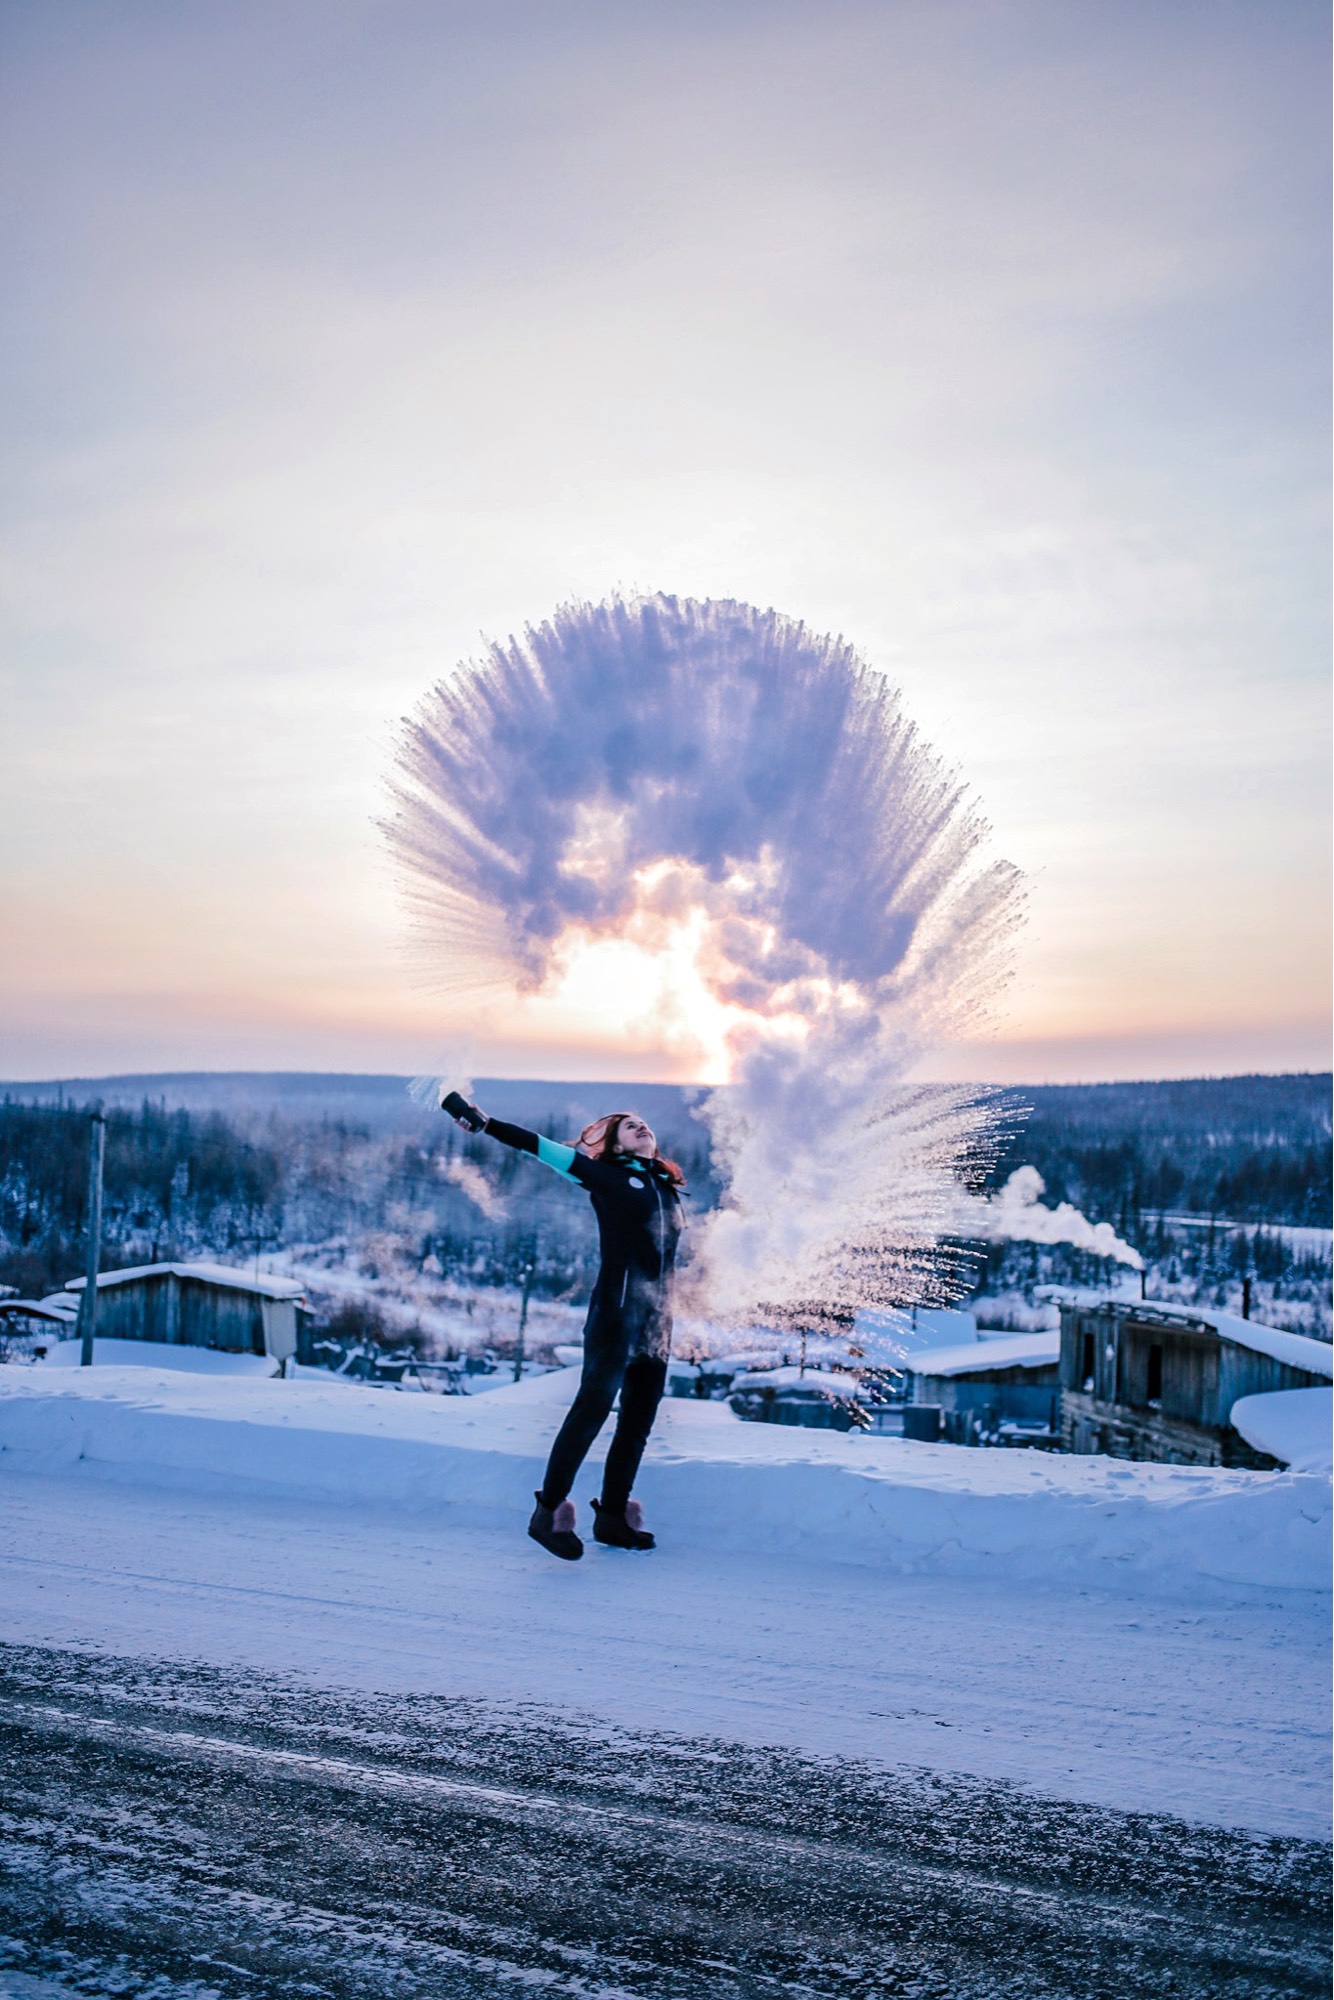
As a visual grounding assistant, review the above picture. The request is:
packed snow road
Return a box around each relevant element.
[1,1369,1329,1995]
[1,1468,1328,1837]
[1,1645,1327,2000]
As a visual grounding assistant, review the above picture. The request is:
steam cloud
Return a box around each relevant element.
[440,1157,508,1224]
[387,595,1024,1333]
[981,1166,1143,1269]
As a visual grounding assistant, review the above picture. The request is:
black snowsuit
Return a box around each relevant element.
[482,1118,684,1512]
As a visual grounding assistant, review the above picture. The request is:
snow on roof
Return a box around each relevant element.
[1230,1389,1332,1475]
[65,1261,306,1302]
[0,1298,78,1323]
[905,1331,1060,1379]
[731,1366,862,1397]
[1046,1290,1333,1382]
[1207,1311,1334,1380]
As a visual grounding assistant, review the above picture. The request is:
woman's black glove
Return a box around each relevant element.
[441,1089,487,1133]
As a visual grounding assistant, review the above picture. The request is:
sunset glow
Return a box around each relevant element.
[0,3,1327,1086]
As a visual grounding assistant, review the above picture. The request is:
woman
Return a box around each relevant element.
[442,1090,685,1561]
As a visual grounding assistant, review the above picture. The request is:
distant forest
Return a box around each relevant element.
[0,1073,1328,1303]
[0,1100,287,1299]
[0,1094,703,1302]
[993,1074,1332,1232]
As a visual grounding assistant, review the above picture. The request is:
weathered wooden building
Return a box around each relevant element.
[904,1333,1061,1446]
[65,1261,309,1363]
[728,1365,865,1431]
[1058,1297,1333,1466]
[0,1294,78,1357]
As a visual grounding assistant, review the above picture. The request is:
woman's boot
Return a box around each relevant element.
[591,1497,655,1550]
[528,1492,583,1560]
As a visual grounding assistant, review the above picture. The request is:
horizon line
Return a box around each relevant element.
[2,1066,1329,1093]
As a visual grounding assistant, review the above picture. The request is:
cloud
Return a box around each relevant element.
[0,2,1324,1076]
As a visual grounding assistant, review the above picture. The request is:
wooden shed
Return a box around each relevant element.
[65,1261,308,1363]
[905,1332,1061,1447]
[1058,1297,1333,1466]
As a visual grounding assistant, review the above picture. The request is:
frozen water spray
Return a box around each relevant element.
[386,595,1024,1346]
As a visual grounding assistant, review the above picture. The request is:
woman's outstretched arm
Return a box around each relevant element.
[484,1116,581,1181]
[441,1092,580,1181]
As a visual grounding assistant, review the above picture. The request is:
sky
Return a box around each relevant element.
[1,0,1329,1086]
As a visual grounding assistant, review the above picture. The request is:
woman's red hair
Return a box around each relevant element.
[577,1112,685,1187]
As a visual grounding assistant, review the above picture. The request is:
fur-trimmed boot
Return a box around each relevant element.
[528,1492,583,1561]
[591,1497,656,1551]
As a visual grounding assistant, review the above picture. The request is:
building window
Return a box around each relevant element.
[1147,1344,1163,1406]
[1081,1331,1095,1393]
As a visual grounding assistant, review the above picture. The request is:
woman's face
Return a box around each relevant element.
[614,1114,656,1157]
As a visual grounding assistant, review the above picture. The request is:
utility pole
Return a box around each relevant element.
[78,1109,106,1367]
[513,1257,536,1383]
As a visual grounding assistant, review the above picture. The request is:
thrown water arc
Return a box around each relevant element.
[386,593,1024,1342]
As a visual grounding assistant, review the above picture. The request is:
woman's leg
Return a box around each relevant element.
[599,1355,668,1515]
[539,1340,624,1507]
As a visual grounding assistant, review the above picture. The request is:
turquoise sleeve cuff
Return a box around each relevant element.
[535,1134,579,1178]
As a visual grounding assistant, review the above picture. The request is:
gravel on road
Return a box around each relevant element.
[0,1645,1328,2000]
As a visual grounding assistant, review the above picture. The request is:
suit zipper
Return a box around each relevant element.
[652,1179,666,1303]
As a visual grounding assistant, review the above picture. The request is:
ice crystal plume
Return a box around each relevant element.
[386,594,1024,1333]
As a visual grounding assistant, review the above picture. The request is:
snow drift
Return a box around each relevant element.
[1231,1388,1333,1476]
[1,1365,1326,1598]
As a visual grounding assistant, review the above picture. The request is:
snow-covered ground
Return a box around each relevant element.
[0,1363,1328,1842]
[3,1360,1326,1591]
[36,1336,277,1378]
[1143,1213,1334,1259]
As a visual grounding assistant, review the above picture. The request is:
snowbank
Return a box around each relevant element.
[0,1364,1327,1597]
[37,1337,277,1378]
[1231,1388,1333,1475]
